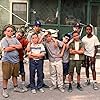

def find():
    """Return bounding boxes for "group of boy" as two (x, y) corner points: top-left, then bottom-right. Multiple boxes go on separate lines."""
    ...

(1, 21), (100, 98)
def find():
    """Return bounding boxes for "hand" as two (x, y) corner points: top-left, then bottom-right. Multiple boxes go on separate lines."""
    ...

(59, 54), (63, 58)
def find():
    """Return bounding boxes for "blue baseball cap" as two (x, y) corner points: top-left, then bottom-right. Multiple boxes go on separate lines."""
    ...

(73, 23), (81, 28)
(34, 21), (41, 27)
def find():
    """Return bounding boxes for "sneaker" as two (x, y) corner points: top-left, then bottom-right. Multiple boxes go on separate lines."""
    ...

(2, 89), (9, 98)
(68, 85), (73, 93)
(26, 84), (30, 88)
(39, 88), (45, 93)
(93, 82), (99, 90)
(77, 84), (83, 91)
(49, 85), (57, 90)
(31, 89), (37, 94)
(42, 84), (49, 88)
(14, 87), (25, 93)
(83, 80), (90, 87)
(58, 87), (65, 93)
(22, 85), (28, 92)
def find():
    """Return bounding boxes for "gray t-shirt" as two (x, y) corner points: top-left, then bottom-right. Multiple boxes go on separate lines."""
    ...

(1, 37), (20, 63)
(45, 40), (63, 62)
(62, 48), (69, 63)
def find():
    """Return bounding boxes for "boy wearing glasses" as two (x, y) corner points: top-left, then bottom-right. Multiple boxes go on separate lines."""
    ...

(1, 25), (24, 98)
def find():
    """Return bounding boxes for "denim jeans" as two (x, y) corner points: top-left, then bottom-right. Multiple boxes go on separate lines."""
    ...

(19, 61), (25, 75)
(29, 59), (43, 89)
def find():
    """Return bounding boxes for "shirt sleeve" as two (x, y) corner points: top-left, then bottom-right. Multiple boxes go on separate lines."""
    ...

(40, 44), (46, 54)
(1, 38), (9, 49)
(57, 40), (63, 48)
(94, 35), (100, 46)
(15, 38), (21, 44)
(81, 37), (85, 43)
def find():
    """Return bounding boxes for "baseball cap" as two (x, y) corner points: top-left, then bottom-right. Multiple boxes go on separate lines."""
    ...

(34, 21), (41, 27)
(73, 23), (81, 28)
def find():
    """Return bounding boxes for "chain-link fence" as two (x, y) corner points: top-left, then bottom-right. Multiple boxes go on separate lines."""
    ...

(61, 0), (87, 25)
(29, 0), (87, 26)
(29, 0), (58, 24)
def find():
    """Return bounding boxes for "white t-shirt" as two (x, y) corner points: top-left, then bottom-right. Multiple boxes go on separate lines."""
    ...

(30, 43), (46, 60)
(82, 35), (100, 57)
(74, 41), (79, 60)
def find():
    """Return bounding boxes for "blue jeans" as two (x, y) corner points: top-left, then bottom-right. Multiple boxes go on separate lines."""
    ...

(63, 62), (69, 76)
(19, 61), (25, 75)
(29, 59), (43, 89)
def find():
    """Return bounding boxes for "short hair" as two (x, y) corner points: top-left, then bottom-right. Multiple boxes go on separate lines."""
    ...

(16, 30), (25, 36)
(2, 24), (15, 34)
(45, 31), (51, 36)
(31, 33), (38, 38)
(64, 34), (71, 39)
(72, 31), (79, 35)
(47, 31), (51, 35)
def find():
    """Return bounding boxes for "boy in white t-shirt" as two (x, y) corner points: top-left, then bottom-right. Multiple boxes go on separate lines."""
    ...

(82, 25), (100, 90)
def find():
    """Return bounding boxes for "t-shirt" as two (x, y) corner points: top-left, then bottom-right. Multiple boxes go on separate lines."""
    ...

(62, 48), (69, 63)
(44, 40), (63, 62)
(17, 37), (28, 61)
(74, 41), (79, 60)
(82, 35), (100, 57)
(1, 37), (20, 63)
(30, 43), (46, 60)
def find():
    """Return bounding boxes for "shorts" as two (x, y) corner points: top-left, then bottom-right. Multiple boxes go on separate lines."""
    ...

(2, 61), (19, 80)
(19, 61), (25, 75)
(84, 55), (96, 69)
(69, 60), (83, 74)
(63, 62), (69, 76)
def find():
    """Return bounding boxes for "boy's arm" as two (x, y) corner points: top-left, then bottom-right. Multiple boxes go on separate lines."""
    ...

(32, 44), (46, 59)
(75, 47), (84, 54)
(38, 34), (45, 43)
(9, 43), (22, 50)
(69, 42), (76, 54)
(69, 48), (77, 54)
(38, 32), (48, 43)
(33, 53), (45, 59)
(94, 45), (98, 57)
(26, 42), (31, 52)
(75, 43), (85, 54)
(9, 39), (22, 49)
(1, 38), (17, 52)
(59, 43), (66, 57)
(4, 46), (16, 52)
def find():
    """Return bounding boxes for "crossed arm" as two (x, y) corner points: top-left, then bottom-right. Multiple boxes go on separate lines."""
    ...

(4, 43), (22, 52)
(69, 47), (84, 54)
